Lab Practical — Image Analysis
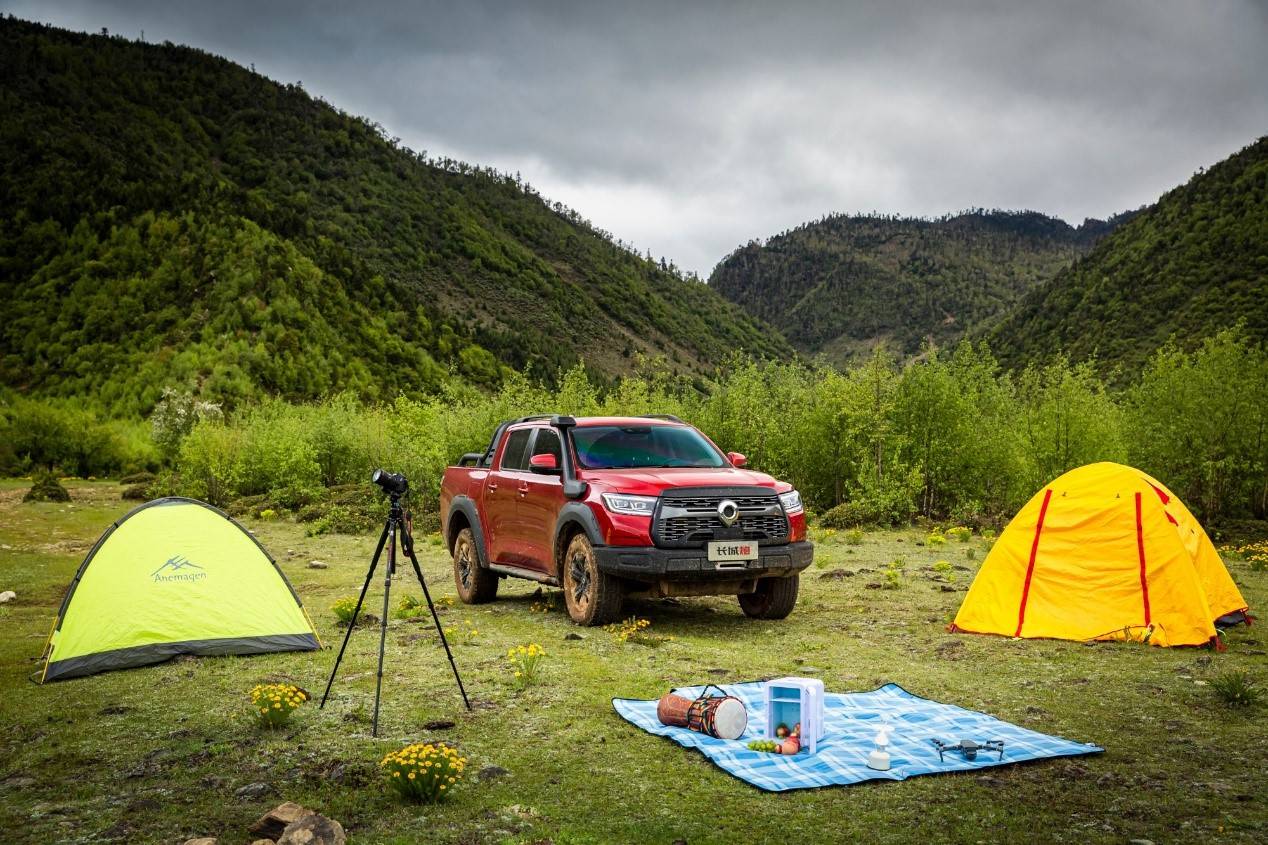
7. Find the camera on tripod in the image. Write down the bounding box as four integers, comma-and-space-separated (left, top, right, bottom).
371, 468, 409, 496
320, 468, 470, 735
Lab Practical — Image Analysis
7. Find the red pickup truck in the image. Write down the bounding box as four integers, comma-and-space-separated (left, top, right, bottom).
439, 415, 813, 625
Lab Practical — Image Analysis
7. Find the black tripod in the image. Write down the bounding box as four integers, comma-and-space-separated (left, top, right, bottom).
319, 474, 470, 736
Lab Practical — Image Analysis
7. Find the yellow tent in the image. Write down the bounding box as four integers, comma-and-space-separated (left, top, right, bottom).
952, 463, 1249, 647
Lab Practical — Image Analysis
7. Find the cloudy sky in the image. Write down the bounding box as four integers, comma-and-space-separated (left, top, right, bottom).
7, 0, 1268, 275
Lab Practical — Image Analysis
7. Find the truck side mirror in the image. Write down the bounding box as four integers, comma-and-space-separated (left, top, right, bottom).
529, 453, 560, 474
727, 451, 748, 467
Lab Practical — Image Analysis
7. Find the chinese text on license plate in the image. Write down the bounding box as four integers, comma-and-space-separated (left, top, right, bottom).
708, 540, 756, 562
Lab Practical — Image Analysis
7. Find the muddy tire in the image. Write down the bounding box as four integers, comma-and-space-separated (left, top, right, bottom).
739, 575, 799, 619
562, 533, 623, 625
453, 528, 498, 604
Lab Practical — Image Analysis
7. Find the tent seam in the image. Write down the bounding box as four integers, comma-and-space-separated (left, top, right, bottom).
1014, 488, 1052, 637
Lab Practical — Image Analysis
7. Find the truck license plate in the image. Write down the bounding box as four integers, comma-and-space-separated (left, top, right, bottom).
708, 540, 756, 563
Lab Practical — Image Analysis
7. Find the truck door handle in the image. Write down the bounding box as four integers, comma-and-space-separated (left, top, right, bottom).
486, 481, 499, 491
517, 483, 530, 497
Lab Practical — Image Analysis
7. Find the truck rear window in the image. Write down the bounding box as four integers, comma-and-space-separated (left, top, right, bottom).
571, 425, 725, 469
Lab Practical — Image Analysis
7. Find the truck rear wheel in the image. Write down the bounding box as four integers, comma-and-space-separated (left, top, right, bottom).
562, 533, 622, 626
739, 574, 799, 619
453, 528, 498, 604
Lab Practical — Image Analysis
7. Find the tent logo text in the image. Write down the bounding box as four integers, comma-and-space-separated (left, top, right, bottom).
151, 555, 207, 583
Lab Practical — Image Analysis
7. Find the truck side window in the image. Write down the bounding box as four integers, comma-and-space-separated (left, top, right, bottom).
500, 429, 532, 471
530, 428, 562, 463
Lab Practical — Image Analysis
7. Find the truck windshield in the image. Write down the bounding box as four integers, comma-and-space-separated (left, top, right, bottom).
571, 425, 726, 469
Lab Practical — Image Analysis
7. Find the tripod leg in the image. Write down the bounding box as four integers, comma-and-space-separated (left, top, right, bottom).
403, 530, 472, 711
319, 519, 389, 709
372, 522, 396, 737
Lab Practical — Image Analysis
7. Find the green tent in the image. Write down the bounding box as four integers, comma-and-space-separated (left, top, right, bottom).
40, 497, 321, 682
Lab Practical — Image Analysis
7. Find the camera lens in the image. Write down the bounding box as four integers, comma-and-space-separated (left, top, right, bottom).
371, 468, 409, 495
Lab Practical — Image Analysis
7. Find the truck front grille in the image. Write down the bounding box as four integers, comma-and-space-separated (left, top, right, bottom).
652, 488, 789, 549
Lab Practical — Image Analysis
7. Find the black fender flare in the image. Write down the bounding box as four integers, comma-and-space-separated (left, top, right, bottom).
553, 502, 604, 578
446, 496, 491, 569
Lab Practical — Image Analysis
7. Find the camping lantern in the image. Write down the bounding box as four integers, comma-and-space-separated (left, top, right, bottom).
764, 677, 825, 754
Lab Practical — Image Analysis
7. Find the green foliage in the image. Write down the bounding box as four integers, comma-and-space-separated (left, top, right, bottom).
176, 422, 242, 507
1016, 356, 1128, 490
0, 19, 790, 416
394, 594, 427, 621
149, 388, 223, 461
305, 504, 378, 537
711, 210, 1122, 360
1127, 329, 1268, 521
882, 559, 905, 589
844, 528, 864, 545
1208, 671, 1262, 709
23, 470, 70, 502
331, 597, 359, 625
151, 326, 1267, 524
988, 138, 1268, 372
0, 396, 153, 477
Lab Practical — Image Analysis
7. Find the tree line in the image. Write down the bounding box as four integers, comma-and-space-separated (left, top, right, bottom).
4, 328, 1264, 527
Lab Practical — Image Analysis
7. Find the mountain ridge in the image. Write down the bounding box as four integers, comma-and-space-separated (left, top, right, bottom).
982, 137, 1268, 371
708, 208, 1132, 361
0, 17, 792, 415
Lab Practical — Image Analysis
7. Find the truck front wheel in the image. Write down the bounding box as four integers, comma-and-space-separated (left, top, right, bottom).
739, 574, 799, 619
562, 533, 623, 626
453, 528, 498, 604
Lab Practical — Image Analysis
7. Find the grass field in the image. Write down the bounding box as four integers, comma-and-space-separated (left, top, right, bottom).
1, 481, 1265, 844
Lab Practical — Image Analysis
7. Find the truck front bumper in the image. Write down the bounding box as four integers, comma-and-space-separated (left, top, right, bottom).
593, 540, 813, 583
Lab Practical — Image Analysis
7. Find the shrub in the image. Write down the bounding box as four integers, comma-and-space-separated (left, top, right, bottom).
178, 422, 242, 506
306, 504, 378, 536
605, 616, 670, 646
819, 502, 868, 529
250, 683, 309, 728
882, 559, 905, 589
946, 526, 972, 542
844, 527, 864, 545
332, 596, 359, 625
121, 483, 150, 501
1209, 671, 1261, 708
23, 470, 70, 502
926, 533, 948, 546
234, 403, 322, 503
150, 388, 223, 461
119, 471, 156, 485
395, 594, 427, 620
381, 742, 466, 803
507, 643, 545, 689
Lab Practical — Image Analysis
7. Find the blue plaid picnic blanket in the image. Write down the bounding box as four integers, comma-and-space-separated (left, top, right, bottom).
613, 682, 1102, 792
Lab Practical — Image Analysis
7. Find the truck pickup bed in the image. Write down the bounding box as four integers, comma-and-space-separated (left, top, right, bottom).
440, 414, 813, 625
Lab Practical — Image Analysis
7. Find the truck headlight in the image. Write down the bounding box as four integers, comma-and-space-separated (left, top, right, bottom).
601, 493, 658, 516
778, 490, 803, 514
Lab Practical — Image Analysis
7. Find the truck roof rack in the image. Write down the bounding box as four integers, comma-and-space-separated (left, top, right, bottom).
639, 414, 683, 423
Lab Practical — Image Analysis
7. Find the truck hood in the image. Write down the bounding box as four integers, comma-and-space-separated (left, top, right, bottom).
576, 466, 786, 495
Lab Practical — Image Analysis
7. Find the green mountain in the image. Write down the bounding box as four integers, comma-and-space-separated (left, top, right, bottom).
709, 210, 1126, 361
0, 18, 791, 416
984, 137, 1268, 371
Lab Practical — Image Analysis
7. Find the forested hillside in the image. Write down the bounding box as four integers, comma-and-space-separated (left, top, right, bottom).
0, 18, 790, 416
709, 210, 1127, 361
984, 137, 1268, 371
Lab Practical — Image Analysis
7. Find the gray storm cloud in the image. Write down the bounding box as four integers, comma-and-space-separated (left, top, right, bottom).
6, 0, 1267, 275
